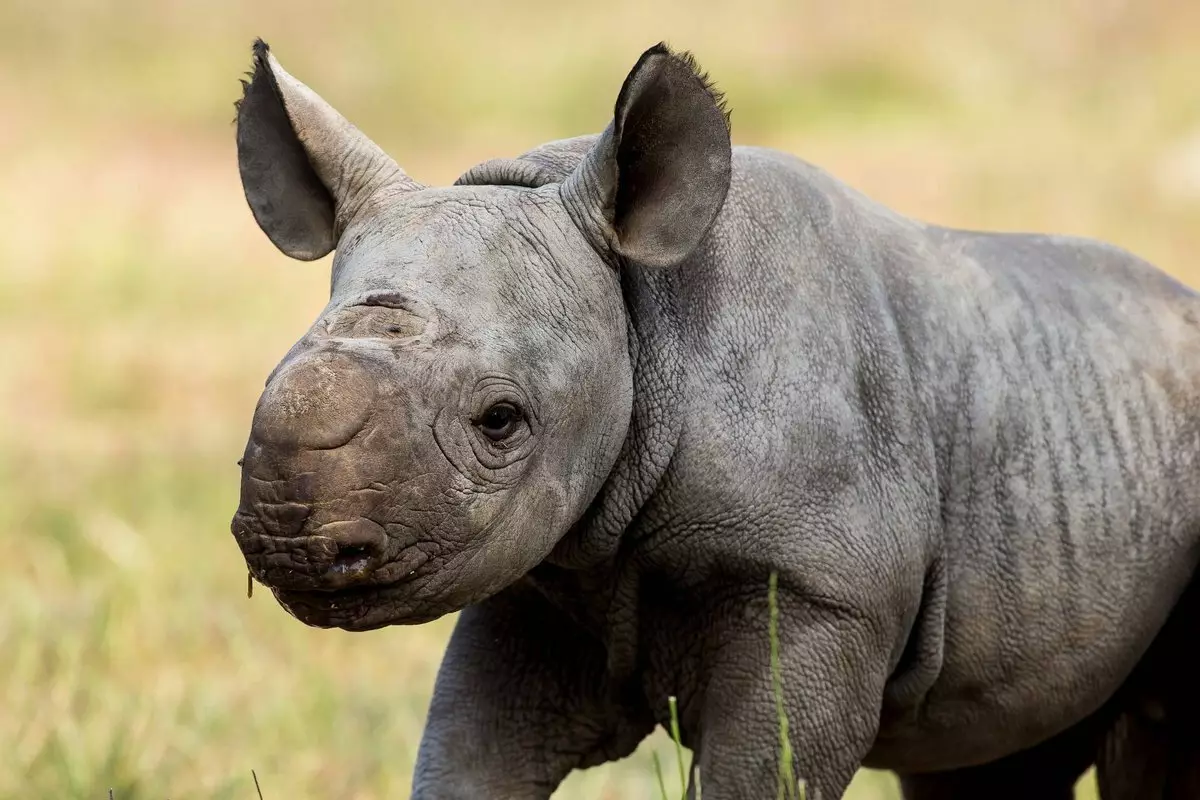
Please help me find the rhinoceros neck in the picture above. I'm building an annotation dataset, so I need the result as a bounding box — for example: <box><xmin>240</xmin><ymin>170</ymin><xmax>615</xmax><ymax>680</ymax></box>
<box><xmin>548</xmin><ymin>263</ymin><xmax>686</xmax><ymax>570</ymax></box>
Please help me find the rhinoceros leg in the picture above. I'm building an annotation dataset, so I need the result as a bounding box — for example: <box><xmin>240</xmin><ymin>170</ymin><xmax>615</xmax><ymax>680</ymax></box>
<box><xmin>1096</xmin><ymin>708</ymin><xmax>1200</xmax><ymax>799</ymax></box>
<box><xmin>1096</xmin><ymin>579</ymin><xmax>1200</xmax><ymax>799</ymax></box>
<box><xmin>410</xmin><ymin>580</ymin><xmax>655</xmax><ymax>799</ymax></box>
<box><xmin>896</xmin><ymin>718</ymin><xmax>1099</xmax><ymax>800</ymax></box>
<box><xmin>682</xmin><ymin>596</ymin><xmax>894</xmax><ymax>800</ymax></box>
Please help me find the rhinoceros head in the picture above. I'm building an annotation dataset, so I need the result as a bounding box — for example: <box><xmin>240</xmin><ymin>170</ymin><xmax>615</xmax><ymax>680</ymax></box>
<box><xmin>229</xmin><ymin>39</ymin><xmax>731</xmax><ymax>630</ymax></box>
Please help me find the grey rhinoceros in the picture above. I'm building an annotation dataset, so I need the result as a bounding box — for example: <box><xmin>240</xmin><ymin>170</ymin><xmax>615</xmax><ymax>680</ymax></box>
<box><xmin>229</xmin><ymin>38</ymin><xmax>1200</xmax><ymax>799</ymax></box>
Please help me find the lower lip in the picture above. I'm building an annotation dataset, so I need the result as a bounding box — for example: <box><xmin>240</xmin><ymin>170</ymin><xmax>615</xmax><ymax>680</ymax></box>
<box><xmin>273</xmin><ymin>582</ymin><xmax>387</xmax><ymax>607</ymax></box>
<box><xmin>271</xmin><ymin>582</ymin><xmax>446</xmax><ymax>630</ymax></box>
<box><xmin>270</xmin><ymin>583</ymin><xmax>392</xmax><ymax>630</ymax></box>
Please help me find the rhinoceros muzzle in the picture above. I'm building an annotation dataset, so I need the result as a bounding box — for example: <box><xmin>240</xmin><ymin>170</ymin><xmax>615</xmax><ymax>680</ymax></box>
<box><xmin>230</xmin><ymin>346</ymin><xmax>409</xmax><ymax>596</ymax></box>
<box><xmin>231</xmin><ymin>512</ymin><xmax>396</xmax><ymax>591</ymax></box>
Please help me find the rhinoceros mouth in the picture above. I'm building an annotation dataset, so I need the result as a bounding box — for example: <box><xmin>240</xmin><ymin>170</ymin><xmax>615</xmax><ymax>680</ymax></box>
<box><xmin>270</xmin><ymin>580</ymin><xmax>442</xmax><ymax>631</ymax></box>
<box><xmin>272</xmin><ymin>582</ymin><xmax>385</xmax><ymax>625</ymax></box>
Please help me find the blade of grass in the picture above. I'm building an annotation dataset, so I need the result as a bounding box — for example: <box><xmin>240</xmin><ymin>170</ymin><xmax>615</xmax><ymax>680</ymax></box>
<box><xmin>652</xmin><ymin>751</ymin><xmax>669</xmax><ymax>800</ymax></box>
<box><xmin>252</xmin><ymin>769</ymin><xmax>264</xmax><ymax>800</ymax></box>
<box><xmin>769</xmin><ymin>571</ymin><xmax>800</xmax><ymax>800</ymax></box>
<box><xmin>668</xmin><ymin>695</ymin><xmax>687</xmax><ymax>799</ymax></box>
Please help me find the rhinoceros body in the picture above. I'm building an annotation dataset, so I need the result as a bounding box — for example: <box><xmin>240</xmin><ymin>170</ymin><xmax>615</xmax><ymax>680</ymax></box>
<box><xmin>230</xmin><ymin>39</ymin><xmax>1200</xmax><ymax>798</ymax></box>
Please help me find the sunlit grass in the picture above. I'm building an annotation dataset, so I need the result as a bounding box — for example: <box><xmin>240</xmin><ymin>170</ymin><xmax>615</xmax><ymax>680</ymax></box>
<box><xmin>0</xmin><ymin>0</ymin><xmax>1196</xmax><ymax>797</ymax></box>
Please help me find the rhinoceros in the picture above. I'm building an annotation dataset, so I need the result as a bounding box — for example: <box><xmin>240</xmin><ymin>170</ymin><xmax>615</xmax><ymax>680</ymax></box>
<box><xmin>229</xmin><ymin>38</ymin><xmax>1200</xmax><ymax>799</ymax></box>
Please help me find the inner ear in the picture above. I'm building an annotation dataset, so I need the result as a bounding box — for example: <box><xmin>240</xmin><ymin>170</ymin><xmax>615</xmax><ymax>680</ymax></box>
<box><xmin>236</xmin><ymin>41</ymin><xmax>337</xmax><ymax>261</ymax></box>
<box><xmin>609</xmin><ymin>44</ymin><xmax>732</xmax><ymax>268</ymax></box>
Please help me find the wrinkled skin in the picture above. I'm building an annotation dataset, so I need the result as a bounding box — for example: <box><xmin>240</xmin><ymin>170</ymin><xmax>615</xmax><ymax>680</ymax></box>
<box><xmin>230</xmin><ymin>39</ymin><xmax>1200</xmax><ymax>799</ymax></box>
<box><xmin>232</xmin><ymin>191</ymin><xmax>632</xmax><ymax>629</ymax></box>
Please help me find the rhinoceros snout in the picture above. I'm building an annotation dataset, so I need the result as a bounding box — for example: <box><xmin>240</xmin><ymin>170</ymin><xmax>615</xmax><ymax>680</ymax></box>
<box><xmin>233</xmin><ymin>513</ymin><xmax>391</xmax><ymax>591</ymax></box>
<box><xmin>235</xmin><ymin>349</ymin><xmax>397</xmax><ymax>592</ymax></box>
<box><xmin>250</xmin><ymin>350</ymin><xmax>377</xmax><ymax>452</ymax></box>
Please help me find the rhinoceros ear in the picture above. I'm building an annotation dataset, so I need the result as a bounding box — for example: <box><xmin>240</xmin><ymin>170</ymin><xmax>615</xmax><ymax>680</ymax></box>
<box><xmin>564</xmin><ymin>43</ymin><xmax>732</xmax><ymax>269</ymax></box>
<box><xmin>235</xmin><ymin>39</ymin><xmax>421</xmax><ymax>261</ymax></box>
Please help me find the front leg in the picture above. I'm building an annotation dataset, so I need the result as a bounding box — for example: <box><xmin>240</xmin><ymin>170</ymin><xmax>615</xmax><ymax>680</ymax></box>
<box><xmin>411</xmin><ymin>580</ymin><xmax>655</xmax><ymax>799</ymax></box>
<box><xmin>687</xmin><ymin>588</ymin><xmax>892</xmax><ymax>800</ymax></box>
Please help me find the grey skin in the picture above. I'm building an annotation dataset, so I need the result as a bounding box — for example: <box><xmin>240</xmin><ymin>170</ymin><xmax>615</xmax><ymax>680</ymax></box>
<box><xmin>230</xmin><ymin>38</ymin><xmax>1200</xmax><ymax>799</ymax></box>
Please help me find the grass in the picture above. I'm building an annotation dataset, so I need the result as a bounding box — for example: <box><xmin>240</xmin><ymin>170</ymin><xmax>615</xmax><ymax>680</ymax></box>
<box><xmin>647</xmin><ymin>573</ymin><xmax>806</xmax><ymax>800</ymax></box>
<box><xmin>1</xmin><ymin>0</ymin><xmax>1196</xmax><ymax>797</ymax></box>
<box><xmin>769</xmin><ymin>573</ymin><xmax>803</xmax><ymax>800</ymax></box>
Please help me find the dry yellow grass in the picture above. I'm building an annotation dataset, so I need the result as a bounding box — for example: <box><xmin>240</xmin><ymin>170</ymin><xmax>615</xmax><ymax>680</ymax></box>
<box><xmin>2</xmin><ymin>1</ymin><xmax>1198</xmax><ymax>797</ymax></box>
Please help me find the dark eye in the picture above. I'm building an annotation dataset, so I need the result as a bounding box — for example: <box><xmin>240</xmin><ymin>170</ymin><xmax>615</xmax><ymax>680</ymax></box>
<box><xmin>476</xmin><ymin>403</ymin><xmax>522</xmax><ymax>442</ymax></box>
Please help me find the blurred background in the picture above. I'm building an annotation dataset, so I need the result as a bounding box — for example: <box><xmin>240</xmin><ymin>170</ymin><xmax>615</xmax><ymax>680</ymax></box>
<box><xmin>2</xmin><ymin>0</ymin><xmax>1198</xmax><ymax>797</ymax></box>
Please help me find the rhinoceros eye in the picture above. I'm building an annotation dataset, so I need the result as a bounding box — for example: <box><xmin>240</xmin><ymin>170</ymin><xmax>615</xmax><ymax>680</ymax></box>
<box><xmin>476</xmin><ymin>403</ymin><xmax>522</xmax><ymax>442</ymax></box>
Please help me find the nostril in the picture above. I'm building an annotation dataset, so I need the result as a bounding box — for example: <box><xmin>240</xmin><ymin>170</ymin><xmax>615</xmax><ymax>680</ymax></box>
<box><xmin>313</xmin><ymin>518</ymin><xmax>387</xmax><ymax>584</ymax></box>
<box><xmin>332</xmin><ymin>543</ymin><xmax>374</xmax><ymax>575</ymax></box>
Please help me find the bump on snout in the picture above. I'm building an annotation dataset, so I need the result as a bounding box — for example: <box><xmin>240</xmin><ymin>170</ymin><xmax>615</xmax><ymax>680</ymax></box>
<box><xmin>251</xmin><ymin>352</ymin><xmax>377</xmax><ymax>451</ymax></box>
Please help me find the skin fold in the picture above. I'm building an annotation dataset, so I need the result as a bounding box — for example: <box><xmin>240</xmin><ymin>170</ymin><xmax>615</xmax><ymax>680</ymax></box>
<box><xmin>229</xmin><ymin>38</ymin><xmax>1200</xmax><ymax>799</ymax></box>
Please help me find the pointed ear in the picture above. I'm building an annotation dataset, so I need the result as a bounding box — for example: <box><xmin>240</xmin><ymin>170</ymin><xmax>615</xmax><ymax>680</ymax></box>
<box><xmin>564</xmin><ymin>43</ymin><xmax>732</xmax><ymax>269</ymax></box>
<box><xmin>234</xmin><ymin>39</ymin><xmax>421</xmax><ymax>261</ymax></box>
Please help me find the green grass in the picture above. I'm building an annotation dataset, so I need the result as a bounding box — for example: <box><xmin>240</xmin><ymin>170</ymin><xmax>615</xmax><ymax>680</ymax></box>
<box><xmin>769</xmin><ymin>573</ymin><xmax>803</xmax><ymax>800</ymax></box>
<box><xmin>646</xmin><ymin>573</ymin><xmax>809</xmax><ymax>799</ymax></box>
<box><xmin>641</xmin><ymin>573</ymin><xmax>813</xmax><ymax>800</ymax></box>
<box><xmin>0</xmin><ymin>1</ymin><xmax>1193</xmax><ymax>796</ymax></box>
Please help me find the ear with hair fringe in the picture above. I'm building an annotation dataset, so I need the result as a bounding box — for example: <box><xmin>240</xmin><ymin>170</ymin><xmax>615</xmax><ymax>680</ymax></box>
<box><xmin>234</xmin><ymin>39</ymin><xmax>421</xmax><ymax>261</ymax></box>
<box><xmin>563</xmin><ymin>42</ymin><xmax>733</xmax><ymax>269</ymax></box>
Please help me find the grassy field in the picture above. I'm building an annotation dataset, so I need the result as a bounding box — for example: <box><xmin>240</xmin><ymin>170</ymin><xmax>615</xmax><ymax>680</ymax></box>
<box><xmin>2</xmin><ymin>0</ymin><xmax>1199</xmax><ymax>796</ymax></box>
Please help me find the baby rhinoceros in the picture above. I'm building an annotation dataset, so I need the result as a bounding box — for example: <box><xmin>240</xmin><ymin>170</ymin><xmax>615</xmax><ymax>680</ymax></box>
<box><xmin>229</xmin><ymin>38</ymin><xmax>1200</xmax><ymax>799</ymax></box>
